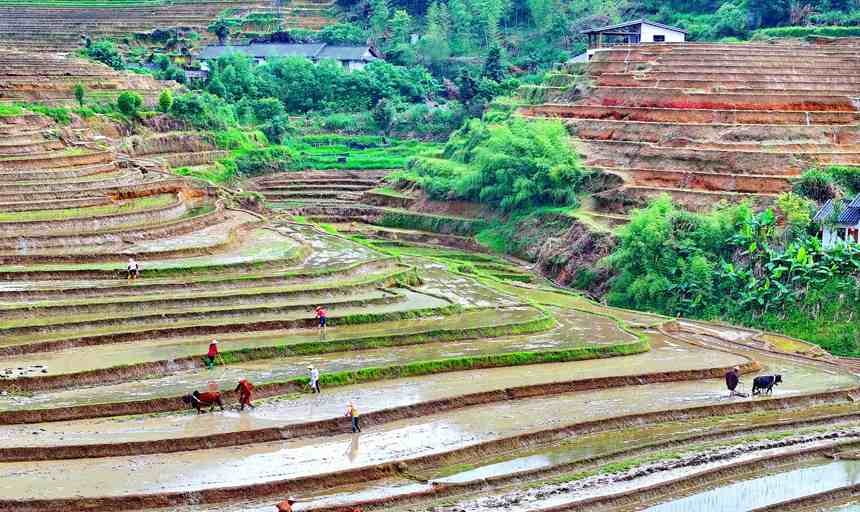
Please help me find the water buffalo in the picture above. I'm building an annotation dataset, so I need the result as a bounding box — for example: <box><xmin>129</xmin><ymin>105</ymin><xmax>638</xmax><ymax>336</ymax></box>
<box><xmin>752</xmin><ymin>374</ymin><xmax>782</xmax><ymax>396</ymax></box>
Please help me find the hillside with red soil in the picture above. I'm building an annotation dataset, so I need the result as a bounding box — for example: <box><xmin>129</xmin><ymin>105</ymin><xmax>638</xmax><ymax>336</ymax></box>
<box><xmin>0</xmin><ymin>0</ymin><xmax>334</xmax><ymax>52</ymax></box>
<box><xmin>520</xmin><ymin>39</ymin><xmax>860</xmax><ymax>213</ymax></box>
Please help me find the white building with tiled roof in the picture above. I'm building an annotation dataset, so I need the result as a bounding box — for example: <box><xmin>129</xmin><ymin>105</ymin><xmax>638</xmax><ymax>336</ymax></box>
<box><xmin>814</xmin><ymin>193</ymin><xmax>860</xmax><ymax>248</ymax></box>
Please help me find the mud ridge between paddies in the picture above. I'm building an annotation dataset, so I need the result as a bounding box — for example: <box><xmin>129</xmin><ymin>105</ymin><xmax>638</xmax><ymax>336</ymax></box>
<box><xmin>0</xmin><ymin>392</ymin><xmax>858</xmax><ymax>512</ymax></box>
<box><xmin>303</xmin><ymin>409</ymin><xmax>860</xmax><ymax>512</ymax></box>
<box><xmin>531</xmin><ymin>438</ymin><xmax>860</xmax><ymax>512</ymax></box>
<box><xmin>0</xmin><ymin>361</ymin><xmax>761</xmax><ymax>461</ymax></box>
<box><xmin>0</xmin><ymin>304</ymin><xmax>551</xmax><ymax>391</ymax></box>
<box><xmin>746</xmin><ymin>482</ymin><xmax>860</xmax><ymax>511</ymax></box>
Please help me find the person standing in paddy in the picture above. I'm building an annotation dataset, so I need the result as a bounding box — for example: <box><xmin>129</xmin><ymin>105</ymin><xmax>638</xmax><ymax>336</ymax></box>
<box><xmin>314</xmin><ymin>305</ymin><xmax>328</xmax><ymax>338</ymax></box>
<box><xmin>345</xmin><ymin>401</ymin><xmax>361</xmax><ymax>433</ymax></box>
<box><xmin>308</xmin><ymin>365</ymin><xmax>321</xmax><ymax>393</ymax></box>
<box><xmin>127</xmin><ymin>257</ymin><xmax>139</xmax><ymax>280</ymax></box>
<box><xmin>206</xmin><ymin>339</ymin><xmax>219</xmax><ymax>369</ymax></box>
<box><xmin>235</xmin><ymin>378</ymin><xmax>255</xmax><ymax>410</ymax></box>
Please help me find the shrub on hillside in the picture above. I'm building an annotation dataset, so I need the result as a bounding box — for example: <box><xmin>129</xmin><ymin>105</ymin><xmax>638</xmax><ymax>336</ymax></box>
<box><xmin>826</xmin><ymin>166</ymin><xmax>860</xmax><ymax>196</ymax></box>
<box><xmin>233</xmin><ymin>146</ymin><xmax>296</xmax><ymax>176</ymax></box>
<box><xmin>85</xmin><ymin>40</ymin><xmax>125</xmax><ymax>70</ymax></box>
<box><xmin>117</xmin><ymin>91</ymin><xmax>143</xmax><ymax>117</ymax></box>
<box><xmin>394</xmin><ymin>117</ymin><xmax>585</xmax><ymax>211</ymax></box>
<box><xmin>793</xmin><ymin>169</ymin><xmax>838</xmax><ymax>202</ymax></box>
<box><xmin>158</xmin><ymin>90</ymin><xmax>173</xmax><ymax>113</ymax></box>
<box><xmin>170</xmin><ymin>92</ymin><xmax>236</xmax><ymax>131</ymax></box>
<box><xmin>317</xmin><ymin>23</ymin><xmax>368</xmax><ymax>44</ymax></box>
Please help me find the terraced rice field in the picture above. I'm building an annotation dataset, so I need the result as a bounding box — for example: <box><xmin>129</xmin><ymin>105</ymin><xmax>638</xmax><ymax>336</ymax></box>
<box><xmin>0</xmin><ymin>48</ymin><xmax>173</xmax><ymax>106</ymax></box>
<box><xmin>519</xmin><ymin>38</ymin><xmax>860</xmax><ymax>219</ymax></box>
<box><xmin>0</xmin><ymin>0</ymin><xmax>335</xmax><ymax>53</ymax></box>
<box><xmin>0</xmin><ymin>106</ymin><xmax>858</xmax><ymax>512</ymax></box>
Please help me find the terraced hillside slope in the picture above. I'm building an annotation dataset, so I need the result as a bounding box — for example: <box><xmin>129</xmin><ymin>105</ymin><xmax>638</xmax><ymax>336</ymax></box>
<box><xmin>520</xmin><ymin>39</ymin><xmax>860</xmax><ymax>213</ymax></box>
<box><xmin>1</xmin><ymin>125</ymin><xmax>857</xmax><ymax>511</ymax></box>
<box><xmin>0</xmin><ymin>48</ymin><xmax>174</xmax><ymax>106</ymax></box>
<box><xmin>0</xmin><ymin>0</ymin><xmax>335</xmax><ymax>52</ymax></box>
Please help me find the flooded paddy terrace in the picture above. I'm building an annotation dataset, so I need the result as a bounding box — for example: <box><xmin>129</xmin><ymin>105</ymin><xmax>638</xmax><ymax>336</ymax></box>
<box><xmin>0</xmin><ymin>158</ymin><xmax>857</xmax><ymax>511</ymax></box>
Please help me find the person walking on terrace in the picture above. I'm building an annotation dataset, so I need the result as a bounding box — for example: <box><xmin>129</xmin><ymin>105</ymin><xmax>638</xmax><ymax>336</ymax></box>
<box><xmin>314</xmin><ymin>305</ymin><xmax>328</xmax><ymax>338</ymax></box>
<box><xmin>308</xmin><ymin>365</ymin><xmax>321</xmax><ymax>393</ymax></box>
<box><xmin>346</xmin><ymin>401</ymin><xmax>361</xmax><ymax>433</ymax></box>
<box><xmin>206</xmin><ymin>339</ymin><xmax>219</xmax><ymax>369</ymax></box>
<box><xmin>127</xmin><ymin>257</ymin><xmax>140</xmax><ymax>280</ymax></box>
<box><xmin>235</xmin><ymin>378</ymin><xmax>255</xmax><ymax>411</ymax></box>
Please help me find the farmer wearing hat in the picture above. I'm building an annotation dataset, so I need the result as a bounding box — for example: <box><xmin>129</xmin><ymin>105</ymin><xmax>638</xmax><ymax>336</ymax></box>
<box><xmin>308</xmin><ymin>365</ymin><xmax>321</xmax><ymax>393</ymax></box>
<box><xmin>275</xmin><ymin>498</ymin><xmax>296</xmax><ymax>512</ymax></box>
<box><xmin>345</xmin><ymin>401</ymin><xmax>361</xmax><ymax>433</ymax></box>
<box><xmin>206</xmin><ymin>339</ymin><xmax>219</xmax><ymax>369</ymax></box>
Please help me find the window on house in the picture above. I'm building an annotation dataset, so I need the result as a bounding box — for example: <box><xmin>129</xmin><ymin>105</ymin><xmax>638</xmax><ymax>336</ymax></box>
<box><xmin>653</xmin><ymin>35</ymin><xmax>666</xmax><ymax>42</ymax></box>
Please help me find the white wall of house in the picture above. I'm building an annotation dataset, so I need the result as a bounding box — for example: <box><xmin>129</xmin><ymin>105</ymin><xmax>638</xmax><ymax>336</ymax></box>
<box><xmin>640</xmin><ymin>23</ymin><xmax>686</xmax><ymax>43</ymax></box>
<box><xmin>822</xmin><ymin>224</ymin><xmax>860</xmax><ymax>249</ymax></box>
<box><xmin>346</xmin><ymin>60</ymin><xmax>367</xmax><ymax>71</ymax></box>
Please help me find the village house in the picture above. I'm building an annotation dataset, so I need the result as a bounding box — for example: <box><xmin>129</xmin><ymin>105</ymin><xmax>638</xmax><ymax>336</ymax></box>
<box><xmin>814</xmin><ymin>194</ymin><xmax>860</xmax><ymax>248</ymax></box>
<box><xmin>577</xmin><ymin>19</ymin><xmax>687</xmax><ymax>61</ymax></box>
<box><xmin>197</xmin><ymin>43</ymin><xmax>380</xmax><ymax>75</ymax></box>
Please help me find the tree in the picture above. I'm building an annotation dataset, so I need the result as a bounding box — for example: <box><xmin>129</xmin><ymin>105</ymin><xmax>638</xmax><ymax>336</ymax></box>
<box><xmin>261</xmin><ymin>114</ymin><xmax>294</xmax><ymax>144</ymax></box>
<box><xmin>390</xmin><ymin>9</ymin><xmax>414</xmax><ymax>45</ymax></box>
<box><xmin>372</xmin><ymin>98</ymin><xmax>396</xmax><ymax>134</ymax></box>
<box><xmin>482</xmin><ymin>44</ymin><xmax>505</xmax><ymax>82</ymax></box>
<box><xmin>158</xmin><ymin>89</ymin><xmax>173</xmax><ymax>113</ymax></box>
<box><xmin>447</xmin><ymin>0</ymin><xmax>473</xmax><ymax>53</ymax></box>
<box><xmin>527</xmin><ymin>0</ymin><xmax>553</xmax><ymax>27</ymax></box>
<box><xmin>207</xmin><ymin>76</ymin><xmax>227</xmax><ymax>98</ymax></box>
<box><xmin>369</xmin><ymin>0</ymin><xmax>390</xmax><ymax>40</ymax></box>
<box><xmin>418</xmin><ymin>2</ymin><xmax>451</xmax><ymax>69</ymax></box>
<box><xmin>317</xmin><ymin>23</ymin><xmax>368</xmax><ymax>44</ymax></box>
<box><xmin>73</xmin><ymin>83</ymin><xmax>86</xmax><ymax>108</ymax></box>
<box><xmin>207</xmin><ymin>19</ymin><xmax>231</xmax><ymax>45</ymax></box>
<box><xmin>85</xmin><ymin>40</ymin><xmax>124</xmax><ymax>70</ymax></box>
<box><xmin>713</xmin><ymin>2</ymin><xmax>749</xmax><ymax>38</ymax></box>
<box><xmin>116</xmin><ymin>91</ymin><xmax>143</xmax><ymax>118</ymax></box>
<box><xmin>252</xmin><ymin>97</ymin><xmax>286</xmax><ymax>122</ymax></box>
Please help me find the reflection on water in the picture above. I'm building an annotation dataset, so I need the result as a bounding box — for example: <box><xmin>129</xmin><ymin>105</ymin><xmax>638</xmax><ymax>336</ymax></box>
<box><xmin>833</xmin><ymin>502</ymin><xmax>860</xmax><ymax>511</ymax></box>
<box><xmin>647</xmin><ymin>460</ymin><xmax>860</xmax><ymax>512</ymax></box>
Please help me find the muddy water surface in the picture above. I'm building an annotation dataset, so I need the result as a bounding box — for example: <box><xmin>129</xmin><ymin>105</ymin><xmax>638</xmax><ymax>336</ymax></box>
<box><xmin>0</xmin><ymin>307</ymin><xmax>542</xmax><ymax>376</ymax></box>
<box><xmin>141</xmin><ymin>404</ymin><xmax>860</xmax><ymax>512</ymax></box>
<box><xmin>0</xmin><ymin>305</ymin><xmax>628</xmax><ymax>410</ymax></box>
<box><xmin>0</xmin><ymin>227</ymin><xmax>297</xmax><ymax>274</ymax></box>
<box><xmin>645</xmin><ymin>459</ymin><xmax>860</xmax><ymax>512</ymax></box>
<box><xmin>0</xmin><ymin>372</ymin><xmax>848</xmax><ymax>499</ymax></box>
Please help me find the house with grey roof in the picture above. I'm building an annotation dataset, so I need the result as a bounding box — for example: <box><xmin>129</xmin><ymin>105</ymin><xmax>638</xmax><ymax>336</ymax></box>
<box><xmin>197</xmin><ymin>43</ymin><xmax>380</xmax><ymax>73</ymax></box>
<box><xmin>814</xmin><ymin>193</ymin><xmax>860</xmax><ymax>248</ymax></box>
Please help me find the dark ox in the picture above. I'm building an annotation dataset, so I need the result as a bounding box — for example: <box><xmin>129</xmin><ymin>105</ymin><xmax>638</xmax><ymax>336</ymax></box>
<box><xmin>752</xmin><ymin>374</ymin><xmax>782</xmax><ymax>396</ymax></box>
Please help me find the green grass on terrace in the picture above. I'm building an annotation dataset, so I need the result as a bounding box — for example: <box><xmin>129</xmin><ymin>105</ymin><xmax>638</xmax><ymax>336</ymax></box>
<box><xmin>0</xmin><ymin>194</ymin><xmax>175</xmax><ymax>222</ymax></box>
<box><xmin>292</xmin><ymin>139</ymin><xmax>441</xmax><ymax>171</ymax></box>
<box><xmin>0</xmin><ymin>105</ymin><xmax>25</xmax><ymax>117</ymax></box>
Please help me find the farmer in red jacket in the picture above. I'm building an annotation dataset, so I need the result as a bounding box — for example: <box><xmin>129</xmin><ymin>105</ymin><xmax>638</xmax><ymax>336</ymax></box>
<box><xmin>315</xmin><ymin>305</ymin><xmax>328</xmax><ymax>338</ymax></box>
<box><xmin>235</xmin><ymin>379</ymin><xmax>255</xmax><ymax>411</ymax></box>
<box><xmin>205</xmin><ymin>339</ymin><xmax>219</xmax><ymax>369</ymax></box>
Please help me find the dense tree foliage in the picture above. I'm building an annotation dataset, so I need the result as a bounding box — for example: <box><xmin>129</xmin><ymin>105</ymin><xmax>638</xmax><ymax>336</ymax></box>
<box><xmin>116</xmin><ymin>91</ymin><xmax>143</xmax><ymax>117</ymax></box>
<box><xmin>83</xmin><ymin>40</ymin><xmax>125</xmax><ymax>70</ymax></box>
<box><xmin>393</xmin><ymin>116</ymin><xmax>586</xmax><ymax>211</ymax></box>
<box><xmin>605</xmin><ymin>195</ymin><xmax>860</xmax><ymax>355</ymax></box>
